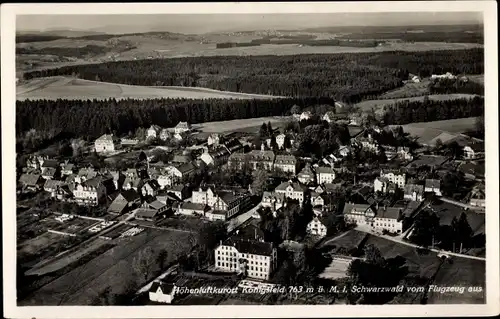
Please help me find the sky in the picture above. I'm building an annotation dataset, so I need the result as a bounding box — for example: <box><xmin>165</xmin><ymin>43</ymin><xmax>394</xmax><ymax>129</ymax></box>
<box><xmin>16</xmin><ymin>12</ymin><xmax>483</xmax><ymax>34</ymax></box>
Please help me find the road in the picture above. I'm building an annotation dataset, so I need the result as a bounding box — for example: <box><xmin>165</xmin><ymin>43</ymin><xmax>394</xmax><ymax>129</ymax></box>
<box><xmin>355</xmin><ymin>225</ymin><xmax>486</xmax><ymax>261</ymax></box>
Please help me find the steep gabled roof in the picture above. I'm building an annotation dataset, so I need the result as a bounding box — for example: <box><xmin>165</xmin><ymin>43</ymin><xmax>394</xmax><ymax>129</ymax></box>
<box><xmin>19</xmin><ymin>174</ymin><xmax>41</xmax><ymax>186</ymax></box>
<box><xmin>222</xmin><ymin>238</ymin><xmax>274</xmax><ymax>256</ymax></box>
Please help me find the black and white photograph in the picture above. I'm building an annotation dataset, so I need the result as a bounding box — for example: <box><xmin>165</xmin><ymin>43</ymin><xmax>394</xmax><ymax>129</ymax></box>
<box><xmin>2</xmin><ymin>2</ymin><xmax>499</xmax><ymax>318</ymax></box>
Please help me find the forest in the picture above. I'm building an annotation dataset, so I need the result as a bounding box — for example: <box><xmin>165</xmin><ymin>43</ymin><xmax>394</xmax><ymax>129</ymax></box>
<box><xmin>17</xmin><ymin>45</ymin><xmax>110</xmax><ymax>58</ymax></box>
<box><xmin>337</xmin><ymin>31</ymin><xmax>484</xmax><ymax>44</ymax></box>
<box><xmin>382</xmin><ymin>96</ymin><xmax>484</xmax><ymax>125</ymax></box>
<box><xmin>21</xmin><ymin>49</ymin><xmax>483</xmax><ymax>103</ymax></box>
<box><xmin>428</xmin><ymin>78</ymin><xmax>484</xmax><ymax>95</ymax></box>
<box><xmin>16</xmin><ymin>97</ymin><xmax>335</xmax><ymax>139</ymax></box>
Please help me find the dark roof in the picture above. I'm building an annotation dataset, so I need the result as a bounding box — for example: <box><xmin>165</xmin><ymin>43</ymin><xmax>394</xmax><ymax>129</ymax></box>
<box><xmin>143</xmin><ymin>179</ymin><xmax>161</xmax><ymax>190</ymax></box>
<box><xmin>217</xmin><ymin>190</ymin><xmax>239</xmax><ymax>205</ymax></box>
<box><xmin>274</xmin><ymin>155</ymin><xmax>297</xmax><ymax>165</ymax></box>
<box><xmin>425</xmin><ymin>179</ymin><xmax>441</xmax><ymax>189</ymax></box>
<box><xmin>375</xmin><ymin>206</ymin><xmax>402</xmax><ymax>220</ymax></box>
<box><xmin>41</xmin><ymin>159</ymin><xmax>59</xmax><ymax>168</ymax></box>
<box><xmin>223</xmin><ymin>238</ymin><xmax>274</xmax><ymax>256</ymax></box>
<box><xmin>147</xmin><ymin>200</ymin><xmax>166</xmax><ymax>210</ymax></box>
<box><xmin>404</xmin><ymin>184</ymin><xmax>424</xmax><ymax>195</ymax></box>
<box><xmin>315</xmin><ymin>166</ymin><xmax>335</xmax><ymax>174</ymax></box>
<box><xmin>149</xmin><ymin>281</ymin><xmax>174</xmax><ymax>294</ymax></box>
<box><xmin>168</xmin><ymin>184</ymin><xmax>186</xmax><ymax>192</ymax></box>
<box><xmin>275</xmin><ymin>181</ymin><xmax>307</xmax><ymax>192</ymax></box>
<box><xmin>136</xmin><ymin>208</ymin><xmax>159</xmax><ymax>219</ymax></box>
<box><xmin>176</xmin><ymin>162</ymin><xmax>196</xmax><ymax>174</ymax></box>
<box><xmin>234</xmin><ymin>223</ymin><xmax>265</xmax><ymax>241</ymax></box>
<box><xmin>19</xmin><ymin>174</ymin><xmax>41</xmax><ymax>186</ymax></box>
<box><xmin>44</xmin><ymin>179</ymin><xmax>64</xmax><ymax>189</ymax></box>
<box><xmin>121</xmin><ymin>189</ymin><xmax>140</xmax><ymax>202</ymax></box>
<box><xmin>108</xmin><ymin>200</ymin><xmax>127</xmax><ymax>214</ymax></box>
<box><xmin>42</xmin><ymin>167</ymin><xmax>57</xmax><ymax>177</ymax></box>
<box><xmin>223</xmin><ymin>138</ymin><xmax>243</xmax><ymax>153</ymax></box>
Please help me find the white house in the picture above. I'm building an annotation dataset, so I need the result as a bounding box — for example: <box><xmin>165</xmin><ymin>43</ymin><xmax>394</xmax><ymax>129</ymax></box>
<box><xmin>273</xmin><ymin>155</ymin><xmax>297</xmax><ymax>175</ymax></box>
<box><xmin>214</xmin><ymin>238</ymin><xmax>277</xmax><ymax>280</ymax></box>
<box><xmin>380</xmin><ymin>170</ymin><xmax>406</xmax><ymax>188</ymax></box>
<box><xmin>72</xmin><ymin>177</ymin><xmax>107</xmax><ymax>206</ymax></box>
<box><xmin>147</xmin><ymin>125</ymin><xmax>162</xmax><ymax>139</ymax></box>
<box><xmin>274</xmin><ymin>181</ymin><xmax>307</xmax><ymax>204</ymax></box>
<box><xmin>424</xmin><ymin>179</ymin><xmax>442</xmax><ymax>196</ymax></box>
<box><xmin>261</xmin><ymin>191</ymin><xmax>286</xmax><ymax>211</ymax></box>
<box><xmin>94</xmin><ymin>134</ymin><xmax>117</xmax><ymax>153</ymax></box>
<box><xmin>397</xmin><ymin>147</ymin><xmax>413</xmax><ymax>161</ymax></box>
<box><xmin>463</xmin><ymin>143</ymin><xmax>485</xmax><ymax>159</ymax></box>
<box><xmin>307</xmin><ymin>217</ymin><xmax>328</xmax><ymax>237</ymax></box>
<box><xmin>372</xmin><ymin>206</ymin><xmax>403</xmax><ymax>234</ymax></box>
<box><xmin>297</xmin><ymin>164</ymin><xmax>315</xmax><ymax>185</ymax></box>
<box><xmin>299</xmin><ymin>111</ymin><xmax>312</xmax><ymax>121</ymax></box>
<box><xmin>149</xmin><ymin>282</ymin><xmax>175</xmax><ymax>304</ymax></box>
<box><xmin>276</xmin><ymin>134</ymin><xmax>286</xmax><ymax>149</ymax></box>
<box><xmin>208</xmin><ymin>133</ymin><xmax>221</xmax><ymax>147</ymax></box>
<box><xmin>374</xmin><ymin>177</ymin><xmax>389</xmax><ymax>193</ymax></box>
<box><xmin>315</xmin><ymin>166</ymin><xmax>336</xmax><ymax>184</ymax></box>
<box><xmin>174</xmin><ymin>121</ymin><xmax>192</xmax><ymax>134</ymax></box>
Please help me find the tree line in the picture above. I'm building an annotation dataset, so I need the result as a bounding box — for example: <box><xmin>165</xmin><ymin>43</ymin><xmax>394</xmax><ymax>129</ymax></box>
<box><xmin>382</xmin><ymin>96</ymin><xmax>484</xmax><ymax>125</ymax></box>
<box><xmin>22</xmin><ymin>49</ymin><xmax>483</xmax><ymax>103</ymax></box>
<box><xmin>16</xmin><ymin>97</ymin><xmax>335</xmax><ymax>139</ymax></box>
<box><xmin>428</xmin><ymin>78</ymin><xmax>484</xmax><ymax>96</ymax></box>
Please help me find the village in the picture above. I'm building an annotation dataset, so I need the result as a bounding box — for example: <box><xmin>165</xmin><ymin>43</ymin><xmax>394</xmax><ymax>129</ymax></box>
<box><xmin>15</xmin><ymin>103</ymin><xmax>486</xmax><ymax>305</ymax></box>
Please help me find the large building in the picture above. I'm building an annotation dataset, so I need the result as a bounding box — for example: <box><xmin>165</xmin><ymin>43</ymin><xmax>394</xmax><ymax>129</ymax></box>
<box><xmin>274</xmin><ymin>180</ymin><xmax>307</xmax><ymax>204</ymax></box>
<box><xmin>72</xmin><ymin>176</ymin><xmax>108</xmax><ymax>206</ymax></box>
<box><xmin>214</xmin><ymin>238</ymin><xmax>278</xmax><ymax>280</ymax></box>
<box><xmin>94</xmin><ymin>134</ymin><xmax>118</xmax><ymax>153</ymax></box>
<box><xmin>147</xmin><ymin>125</ymin><xmax>162</xmax><ymax>139</ymax></box>
<box><xmin>174</xmin><ymin>121</ymin><xmax>192</xmax><ymax>134</ymax></box>
<box><xmin>229</xmin><ymin>148</ymin><xmax>275</xmax><ymax>170</ymax></box>
<box><xmin>261</xmin><ymin>191</ymin><xmax>286</xmax><ymax>211</ymax></box>
<box><xmin>424</xmin><ymin>179</ymin><xmax>442</xmax><ymax>196</ymax></box>
<box><xmin>380</xmin><ymin>169</ymin><xmax>406</xmax><ymax>188</ymax></box>
<box><xmin>273</xmin><ymin>155</ymin><xmax>297</xmax><ymax>175</ymax></box>
<box><xmin>343</xmin><ymin>203</ymin><xmax>403</xmax><ymax>234</ymax></box>
<box><xmin>315</xmin><ymin>166</ymin><xmax>336</xmax><ymax>184</ymax></box>
<box><xmin>297</xmin><ymin>164</ymin><xmax>315</xmax><ymax>185</ymax></box>
<box><xmin>192</xmin><ymin>185</ymin><xmax>250</xmax><ymax>219</ymax></box>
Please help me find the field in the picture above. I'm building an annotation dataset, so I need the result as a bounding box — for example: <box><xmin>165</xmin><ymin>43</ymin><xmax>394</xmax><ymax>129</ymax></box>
<box><xmin>467</xmin><ymin>74</ymin><xmax>484</xmax><ymax>85</ymax></box>
<box><xmin>354</xmin><ymin>94</ymin><xmax>478</xmax><ymax>115</ymax></box>
<box><xmin>17</xmin><ymin>34</ymin><xmax>483</xmax><ymax>74</ymax></box>
<box><xmin>320</xmin><ymin>230</ymin><xmax>367</xmax><ymax>251</ymax></box>
<box><xmin>18</xmin><ymin>232</ymin><xmax>64</xmax><ymax>261</ymax></box>
<box><xmin>16</xmin><ymin>76</ymin><xmax>281</xmax><ymax>101</ymax></box>
<box><xmin>379</xmin><ymin>79</ymin><xmax>431</xmax><ymax>99</ymax></box>
<box><xmin>388</xmin><ymin>117</ymin><xmax>480</xmax><ymax>146</ymax></box>
<box><xmin>429</xmin><ymin>258</ymin><xmax>486</xmax><ymax>303</ymax></box>
<box><xmin>19</xmin><ymin>228</ymin><xmax>195</xmax><ymax>305</ymax></box>
<box><xmin>194</xmin><ymin>116</ymin><xmax>291</xmax><ymax>134</ymax></box>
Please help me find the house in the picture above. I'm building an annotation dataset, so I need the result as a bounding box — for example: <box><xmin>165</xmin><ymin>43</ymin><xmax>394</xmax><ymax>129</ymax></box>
<box><xmin>142</xmin><ymin>199</ymin><xmax>170</xmax><ymax>213</ymax></box>
<box><xmin>72</xmin><ymin>177</ymin><xmax>107</xmax><ymax>206</ymax></box>
<box><xmin>177</xmin><ymin>202</ymin><xmax>209</xmax><ymax>216</ymax></box>
<box><xmin>297</xmin><ymin>164</ymin><xmax>315</xmax><ymax>185</ymax></box>
<box><xmin>463</xmin><ymin>142</ymin><xmax>485</xmax><ymax>159</ymax></box>
<box><xmin>40</xmin><ymin>159</ymin><xmax>59</xmax><ymax>174</ymax></box>
<box><xmin>166</xmin><ymin>184</ymin><xmax>190</xmax><ymax>200</ymax></box>
<box><xmin>322</xmin><ymin>111</ymin><xmax>336</xmax><ymax>123</ymax></box>
<box><xmin>315</xmin><ymin>166</ymin><xmax>336</xmax><ymax>184</ymax></box>
<box><xmin>174</xmin><ymin>121</ymin><xmax>191</xmax><ymax>134</ymax></box>
<box><xmin>357</xmin><ymin>135</ymin><xmax>380</xmax><ymax>154</ymax></box>
<box><xmin>403</xmin><ymin>184</ymin><xmax>424</xmax><ymax>202</ymax></box>
<box><xmin>397</xmin><ymin>147</ymin><xmax>413</xmax><ymax>161</ymax></box>
<box><xmin>424</xmin><ymin>179</ymin><xmax>442</xmax><ymax>196</ymax></box>
<box><xmin>122</xmin><ymin>169</ymin><xmax>143</xmax><ymax>191</ymax></box>
<box><xmin>156</xmin><ymin>172</ymin><xmax>175</xmax><ymax>189</ymax></box>
<box><xmin>343</xmin><ymin>203</ymin><xmax>375</xmax><ymax>226</ymax></box>
<box><xmin>43</xmin><ymin>180</ymin><xmax>65</xmax><ymax>196</ymax></box>
<box><xmin>214</xmin><ymin>238</ymin><xmax>278</xmax><ymax>280</ymax></box>
<box><xmin>165</xmin><ymin>162</ymin><xmax>197</xmax><ymax>182</ymax></box>
<box><xmin>107</xmin><ymin>190</ymin><xmax>141</xmax><ymax>214</ymax></box>
<box><xmin>275</xmin><ymin>180</ymin><xmax>307</xmax><ymax>204</ymax></box>
<box><xmin>208</xmin><ymin>133</ymin><xmax>221</xmax><ymax>147</ymax></box>
<box><xmin>149</xmin><ymin>281</ymin><xmax>175</xmax><ymax>304</ymax></box>
<box><xmin>334</xmin><ymin>147</ymin><xmax>349</xmax><ymax>161</ymax></box>
<box><xmin>380</xmin><ymin>169</ymin><xmax>406</xmax><ymax>188</ymax></box>
<box><xmin>276</xmin><ymin>134</ymin><xmax>286</xmax><ymax>149</ymax></box>
<box><xmin>234</xmin><ymin>223</ymin><xmax>266</xmax><ymax>242</ymax></box>
<box><xmin>200</xmin><ymin>147</ymin><xmax>231</xmax><ymax>167</ymax></box>
<box><xmin>41</xmin><ymin>167</ymin><xmax>58</xmax><ymax>180</ymax></box>
<box><xmin>192</xmin><ymin>185</ymin><xmax>249</xmax><ymax>219</ymax></box>
<box><xmin>469</xmin><ymin>183</ymin><xmax>485</xmax><ymax>208</ymax></box>
<box><xmin>205</xmin><ymin>210</ymin><xmax>229</xmax><ymax>221</ymax></box>
<box><xmin>141</xmin><ymin>180</ymin><xmax>162</xmax><ymax>197</ymax></box>
<box><xmin>307</xmin><ymin>217</ymin><xmax>328</xmax><ymax>237</ymax></box>
<box><xmin>373</xmin><ymin>206</ymin><xmax>403</xmax><ymax>233</ymax></box>
<box><xmin>311</xmin><ymin>192</ymin><xmax>330</xmax><ymax>208</ymax></box>
<box><xmin>411</xmin><ymin>75</ymin><xmax>421</xmax><ymax>83</ymax></box>
<box><xmin>159</xmin><ymin>129</ymin><xmax>171</xmax><ymax>141</ymax></box>
<box><xmin>55</xmin><ymin>185</ymin><xmax>73</xmax><ymax>201</ymax></box>
<box><xmin>229</xmin><ymin>148</ymin><xmax>275</xmax><ymax>170</ymax></box>
<box><xmin>76</xmin><ymin>167</ymin><xmax>98</xmax><ymax>183</ymax></box>
<box><xmin>95</xmin><ymin>134</ymin><xmax>118</xmax><ymax>153</ymax></box>
<box><xmin>222</xmin><ymin>138</ymin><xmax>244</xmax><ymax>154</ymax></box>
<box><xmin>299</xmin><ymin>111</ymin><xmax>312</xmax><ymax>121</ymax></box>
<box><xmin>135</xmin><ymin>208</ymin><xmax>164</xmax><ymax>222</ymax></box>
<box><xmin>60</xmin><ymin>161</ymin><xmax>75</xmax><ymax>176</ymax></box>
<box><xmin>19</xmin><ymin>173</ymin><xmax>43</xmax><ymax>191</ymax></box>
<box><xmin>274</xmin><ymin>155</ymin><xmax>297</xmax><ymax>175</ymax></box>
<box><xmin>147</xmin><ymin>125</ymin><xmax>162</xmax><ymax>139</ymax></box>
<box><xmin>374</xmin><ymin>176</ymin><xmax>390</xmax><ymax>193</ymax></box>
<box><xmin>261</xmin><ymin>191</ymin><xmax>286</xmax><ymax>211</ymax></box>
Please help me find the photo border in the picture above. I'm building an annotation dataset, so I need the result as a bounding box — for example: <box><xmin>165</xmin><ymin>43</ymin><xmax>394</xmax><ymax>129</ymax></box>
<box><xmin>2</xmin><ymin>1</ymin><xmax>498</xmax><ymax>318</ymax></box>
